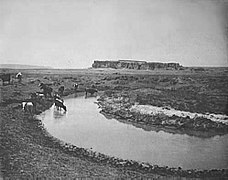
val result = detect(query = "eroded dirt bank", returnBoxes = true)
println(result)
[1,68,228,179]
[97,91,228,138]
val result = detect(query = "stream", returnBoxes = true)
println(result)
[37,96,228,170]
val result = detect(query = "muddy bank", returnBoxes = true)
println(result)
[97,91,228,138]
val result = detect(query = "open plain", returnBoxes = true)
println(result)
[0,67,228,179]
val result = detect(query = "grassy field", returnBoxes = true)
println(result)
[0,67,228,179]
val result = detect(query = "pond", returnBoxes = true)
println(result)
[37,96,228,170]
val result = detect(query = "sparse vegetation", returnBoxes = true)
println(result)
[0,67,228,179]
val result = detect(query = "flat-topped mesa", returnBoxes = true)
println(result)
[92,60,183,70]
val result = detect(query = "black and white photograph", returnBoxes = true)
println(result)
[0,0,228,179]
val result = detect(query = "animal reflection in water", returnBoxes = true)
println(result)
[53,109,66,119]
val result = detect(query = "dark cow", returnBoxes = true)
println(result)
[29,92,47,112]
[0,73,11,85]
[54,98,67,111]
[58,86,64,96]
[85,88,98,96]
[39,83,53,98]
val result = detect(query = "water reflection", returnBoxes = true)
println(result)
[85,94,97,99]
[53,109,67,119]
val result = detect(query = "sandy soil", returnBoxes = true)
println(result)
[0,67,228,179]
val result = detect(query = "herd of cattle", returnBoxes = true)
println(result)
[22,83,98,113]
[23,83,98,113]
[0,72,98,114]
[0,72,22,85]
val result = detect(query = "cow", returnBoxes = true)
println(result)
[54,93,64,103]
[39,83,53,98]
[85,88,98,97]
[54,98,67,111]
[73,83,78,92]
[35,92,45,99]
[22,102,35,113]
[31,92,45,103]
[58,86,64,96]
[16,72,22,83]
[0,74,11,85]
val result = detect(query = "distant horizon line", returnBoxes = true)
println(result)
[0,63,227,70]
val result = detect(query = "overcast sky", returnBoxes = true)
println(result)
[0,0,227,68]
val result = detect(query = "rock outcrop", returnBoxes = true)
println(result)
[92,60,183,70]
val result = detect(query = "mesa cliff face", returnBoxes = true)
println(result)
[92,60,183,70]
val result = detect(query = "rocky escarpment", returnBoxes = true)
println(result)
[92,60,183,70]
